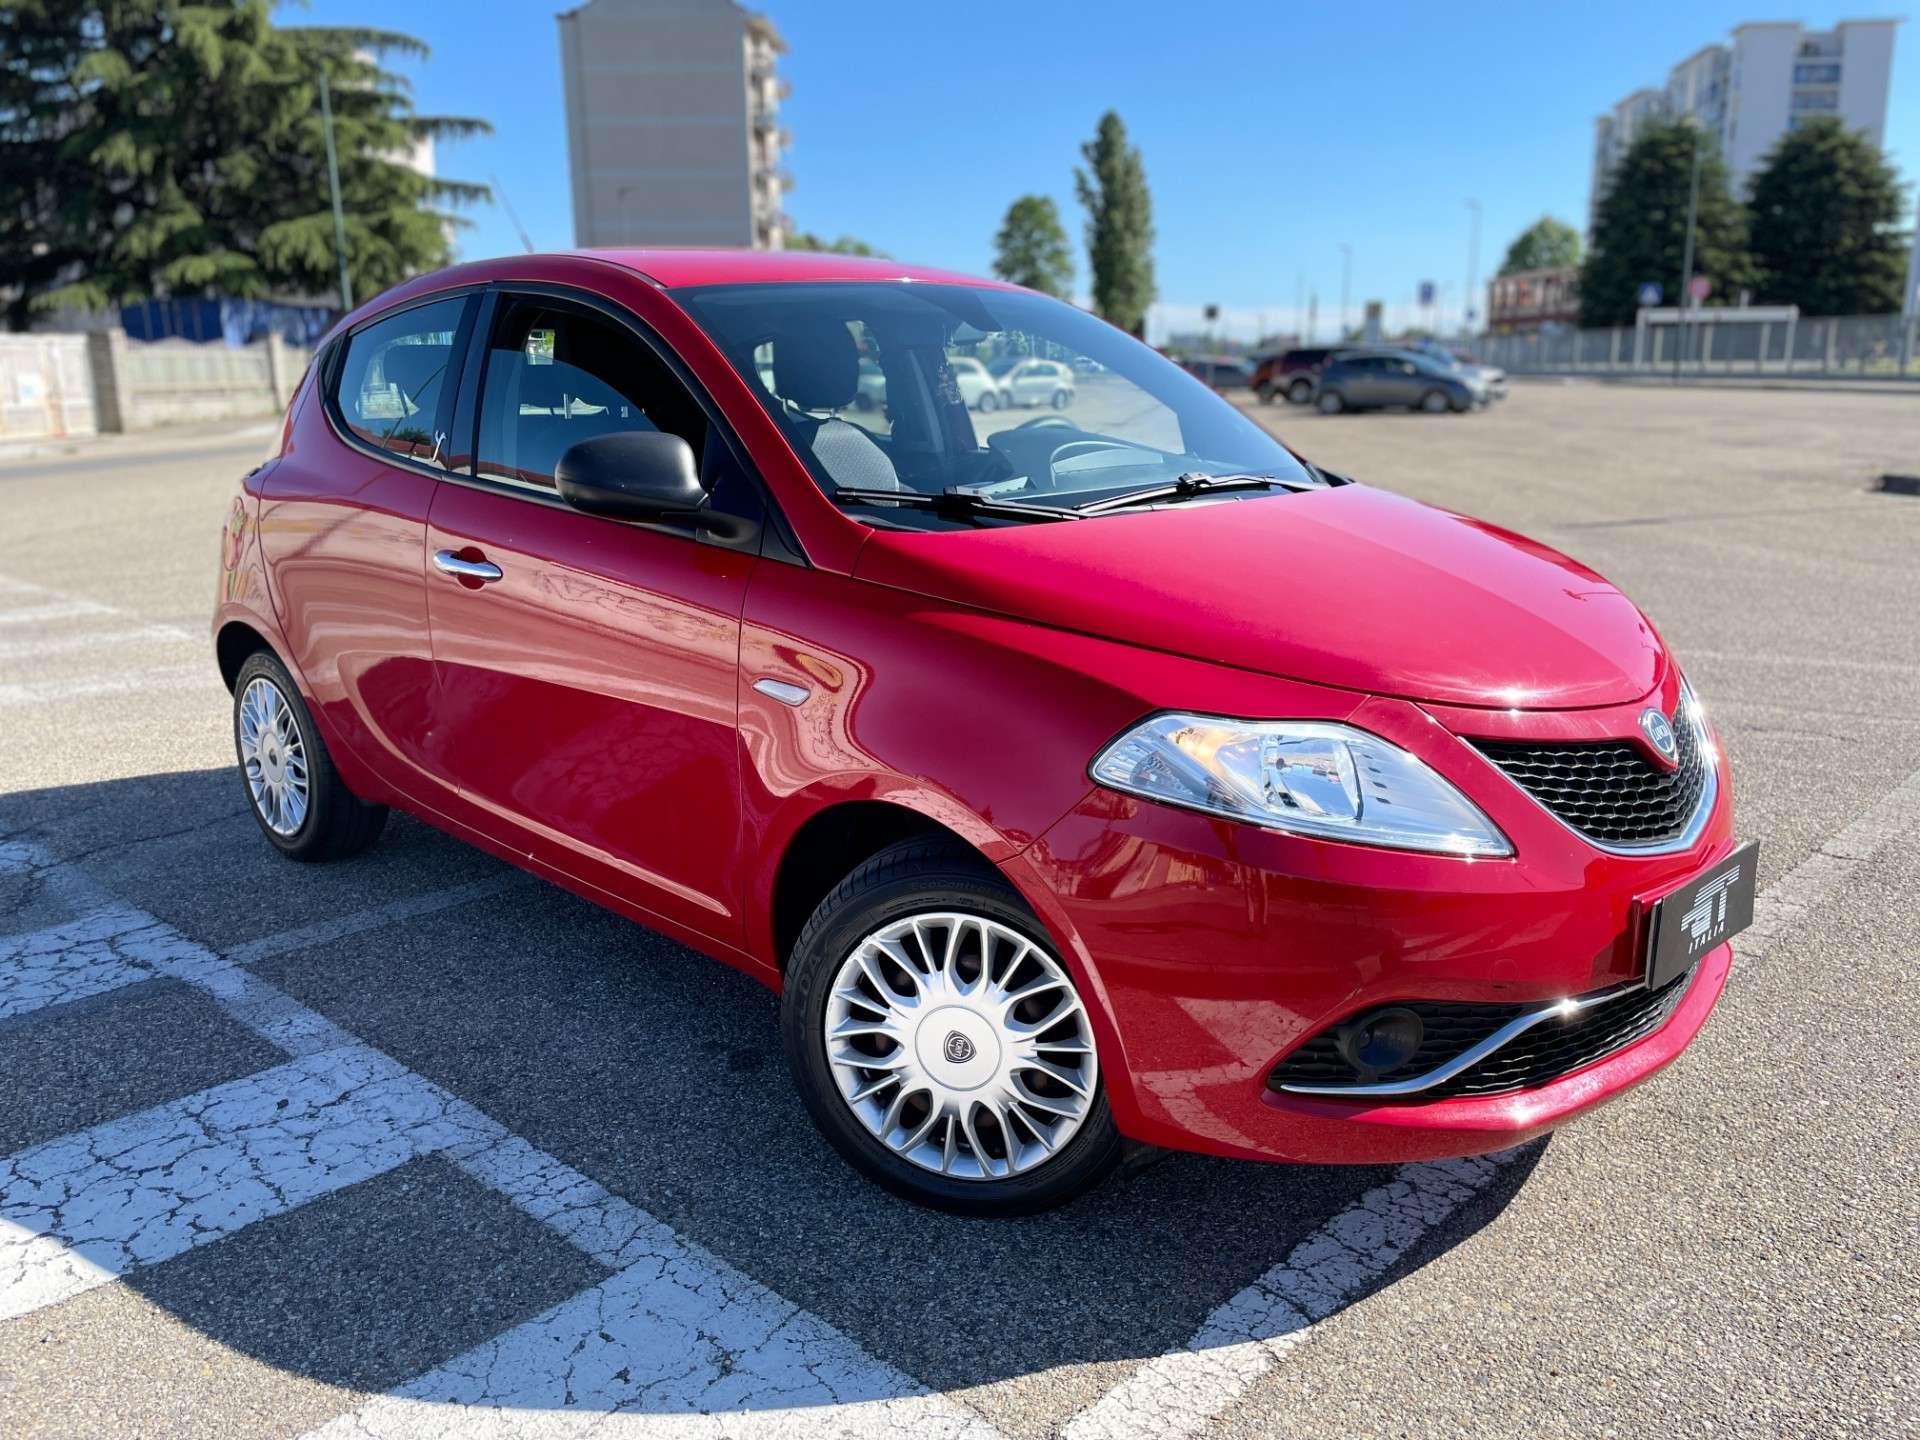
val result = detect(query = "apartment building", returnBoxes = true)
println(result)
[558,0,789,249]
[1587,18,1899,231]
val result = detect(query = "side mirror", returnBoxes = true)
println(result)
[554,431,705,521]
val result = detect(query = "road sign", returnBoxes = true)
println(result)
[1688,275,1713,302]
[1418,280,1436,306]
[1638,282,1664,306]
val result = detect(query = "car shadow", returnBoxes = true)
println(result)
[2,767,1547,1422]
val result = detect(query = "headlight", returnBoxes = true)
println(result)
[1089,713,1512,858]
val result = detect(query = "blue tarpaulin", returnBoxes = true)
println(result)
[121,298,336,347]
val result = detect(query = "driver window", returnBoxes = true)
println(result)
[476,298,707,491]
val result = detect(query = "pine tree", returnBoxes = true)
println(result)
[1580,119,1755,328]
[1,2,488,330]
[1748,117,1908,316]
[1498,216,1581,275]
[991,194,1073,298]
[1075,112,1155,335]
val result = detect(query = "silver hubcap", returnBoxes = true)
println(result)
[824,912,1098,1181]
[237,676,309,835]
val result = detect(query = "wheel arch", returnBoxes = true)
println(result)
[766,797,984,973]
[215,618,278,692]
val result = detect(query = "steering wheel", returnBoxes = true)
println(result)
[1012,415,1076,430]
[1048,439,1134,467]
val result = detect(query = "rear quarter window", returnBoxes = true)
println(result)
[330,297,471,466]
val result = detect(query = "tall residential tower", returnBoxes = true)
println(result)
[558,0,789,249]
[1588,18,1899,232]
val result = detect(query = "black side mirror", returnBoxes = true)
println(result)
[554,431,705,520]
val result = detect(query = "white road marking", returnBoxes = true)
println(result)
[0,1045,493,1322]
[0,665,211,707]
[0,844,1010,1438]
[0,906,164,1020]
[1059,758,1920,1440]
[0,600,112,628]
[1063,1155,1519,1440]
[0,625,194,662]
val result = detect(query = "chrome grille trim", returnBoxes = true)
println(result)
[1275,968,1695,1098]
[1469,684,1717,857]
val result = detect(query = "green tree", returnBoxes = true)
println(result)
[1498,216,1582,275]
[786,232,884,256]
[1747,117,1908,315]
[0,2,487,330]
[1075,111,1155,334]
[991,194,1073,297]
[1580,119,1755,327]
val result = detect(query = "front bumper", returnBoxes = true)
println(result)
[1001,685,1736,1166]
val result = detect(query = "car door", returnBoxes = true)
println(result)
[423,289,763,942]
[1384,358,1423,406]
[259,292,477,809]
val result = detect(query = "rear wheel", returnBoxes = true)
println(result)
[1051,389,1071,410]
[782,838,1121,1214]
[1420,389,1449,414]
[976,389,997,413]
[232,650,386,862]
[1256,382,1276,404]
[1317,389,1346,414]
[1289,378,1314,404]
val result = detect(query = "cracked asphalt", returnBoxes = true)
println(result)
[1,379,1916,1438]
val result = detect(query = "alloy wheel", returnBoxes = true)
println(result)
[237,676,310,835]
[822,912,1098,1180]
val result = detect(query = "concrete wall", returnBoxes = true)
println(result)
[0,336,98,444]
[83,331,307,433]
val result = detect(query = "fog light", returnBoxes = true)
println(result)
[1335,1006,1425,1079]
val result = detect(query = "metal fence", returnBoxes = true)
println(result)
[1477,312,1920,380]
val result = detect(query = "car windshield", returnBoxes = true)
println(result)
[675,281,1317,525]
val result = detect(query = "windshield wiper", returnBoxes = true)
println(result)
[1072,472,1287,515]
[831,487,1083,523]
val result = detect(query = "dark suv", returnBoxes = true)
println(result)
[1250,347,1343,405]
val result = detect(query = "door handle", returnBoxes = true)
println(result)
[433,549,503,583]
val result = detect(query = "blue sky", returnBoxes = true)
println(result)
[290,0,1916,340]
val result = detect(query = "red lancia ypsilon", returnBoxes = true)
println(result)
[213,251,1753,1213]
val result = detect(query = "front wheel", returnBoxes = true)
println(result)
[1317,389,1346,414]
[232,650,387,861]
[976,389,997,413]
[1420,389,1450,414]
[1288,378,1313,404]
[781,838,1121,1214]
[1050,389,1071,410]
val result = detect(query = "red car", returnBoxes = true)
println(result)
[213,250,1752,1214]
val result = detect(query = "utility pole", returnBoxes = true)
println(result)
[1464,198,1482,338]
[1294,273,1306,342]
[1308,291,1319,346]
[1674,123,1702,383]
[1338,244,1353,340]
[318,67,353,312]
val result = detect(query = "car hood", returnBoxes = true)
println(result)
[852,484,1666,709]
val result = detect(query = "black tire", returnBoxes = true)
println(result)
[1050,388,1071,410]
[232,649,387,862]
[1419,389,1449,414]
[1288,378,1313,404]
[976,389,997,413]
[781,837,1123,1215]
[1317,389,1346,414]
[1256,382,1276,404]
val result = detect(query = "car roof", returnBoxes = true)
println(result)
[575,247,1019,291]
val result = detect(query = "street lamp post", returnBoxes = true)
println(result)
[318,67,352,312]
[1675,124,1702,383]
[1338,244,1353,340]
[1464,198,1481,339]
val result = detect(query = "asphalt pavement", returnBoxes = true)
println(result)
[1,381,1915,1438]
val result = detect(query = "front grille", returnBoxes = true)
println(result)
[1471,713,1707,848]
[1267,968,1694,1100]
